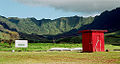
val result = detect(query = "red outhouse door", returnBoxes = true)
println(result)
[79,30,107,52]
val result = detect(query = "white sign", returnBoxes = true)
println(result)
[15,40,28,48]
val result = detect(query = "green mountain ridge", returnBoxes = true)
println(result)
[0,15,94,35]
[0,7,120,43]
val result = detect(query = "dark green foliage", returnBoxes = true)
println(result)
[105,37,120,44]
[105,30,120,44]
[57,36,82,43]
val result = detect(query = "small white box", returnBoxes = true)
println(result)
[15,40,28,48]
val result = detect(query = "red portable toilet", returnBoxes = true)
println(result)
[79,30,107,52]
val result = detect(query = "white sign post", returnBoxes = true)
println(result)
[15,40,28,48]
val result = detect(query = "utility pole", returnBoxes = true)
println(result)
[53,37,56,43]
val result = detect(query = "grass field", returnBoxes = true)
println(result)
[0,51,120,64]
[0,43,120,64]
[0,43,120,51]
[0,43,82,51]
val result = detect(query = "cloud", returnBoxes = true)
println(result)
[14,0,120,13]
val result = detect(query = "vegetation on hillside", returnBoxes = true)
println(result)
[0,16,94,35]
[0,7,120,44]
[83,7,120,32]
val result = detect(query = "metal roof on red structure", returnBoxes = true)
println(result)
[78,30,108,33]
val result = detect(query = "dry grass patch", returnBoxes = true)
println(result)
[0,51,120,64]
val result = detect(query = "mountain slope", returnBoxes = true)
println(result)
[83,7,120,32]
[0,24,19,40]
[0,16,94,35]
[0,7,120,42]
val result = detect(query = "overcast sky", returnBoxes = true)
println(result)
[0,0,120,19]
